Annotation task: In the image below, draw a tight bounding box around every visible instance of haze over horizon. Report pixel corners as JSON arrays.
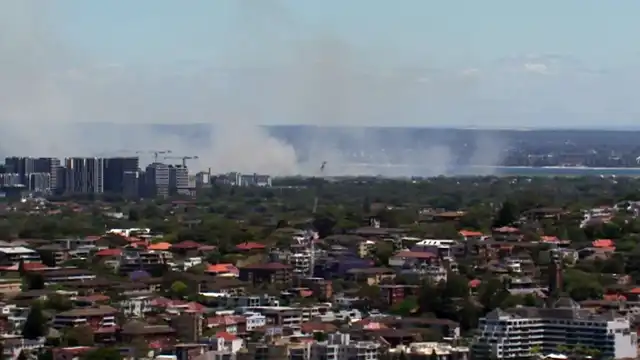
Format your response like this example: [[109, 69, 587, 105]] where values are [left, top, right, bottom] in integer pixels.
[[2, 0, 640, 175]]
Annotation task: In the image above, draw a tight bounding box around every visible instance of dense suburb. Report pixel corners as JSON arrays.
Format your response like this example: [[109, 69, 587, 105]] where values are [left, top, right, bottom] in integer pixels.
[[3, 175, 640, 360]]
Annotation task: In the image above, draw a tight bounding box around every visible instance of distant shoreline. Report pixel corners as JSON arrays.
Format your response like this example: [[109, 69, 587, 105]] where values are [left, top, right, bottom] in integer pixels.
[[338, 163, 640, 177]]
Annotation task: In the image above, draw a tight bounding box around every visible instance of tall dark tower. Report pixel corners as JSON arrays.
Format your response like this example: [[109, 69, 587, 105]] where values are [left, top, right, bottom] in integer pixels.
[[548, 249, 563, 297]]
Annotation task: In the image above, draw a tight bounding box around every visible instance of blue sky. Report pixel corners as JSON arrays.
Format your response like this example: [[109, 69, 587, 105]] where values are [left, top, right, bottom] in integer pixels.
[[20, 1, 640, 127], [56, 1, 640, 67]]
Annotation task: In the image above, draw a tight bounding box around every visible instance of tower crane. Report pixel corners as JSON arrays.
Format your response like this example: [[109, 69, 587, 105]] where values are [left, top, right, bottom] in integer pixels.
[[307, 161, 327, 277], [312, 161, 327, 214], [136, 150, 172, 163], [164, 156, 199, 167]]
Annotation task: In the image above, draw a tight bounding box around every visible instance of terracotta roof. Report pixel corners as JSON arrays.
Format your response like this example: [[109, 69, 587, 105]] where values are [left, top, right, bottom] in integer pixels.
[[493, 226, 520, 233], [20, 262, 49, 271], [301, 322, 337, 333], [94, 248, 122, 257], [148, 242, 172, 251], [215, 331, 239, 341], [206, 315, 245, 327], [459, 230, 484, 237], [593, 239, 615, 249], [540, 235, 559, 243], [206, 263, 238, 274]]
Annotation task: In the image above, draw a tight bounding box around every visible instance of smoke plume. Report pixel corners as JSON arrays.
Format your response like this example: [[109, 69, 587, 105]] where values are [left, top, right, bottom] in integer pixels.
[[0, 0, 506, 177]]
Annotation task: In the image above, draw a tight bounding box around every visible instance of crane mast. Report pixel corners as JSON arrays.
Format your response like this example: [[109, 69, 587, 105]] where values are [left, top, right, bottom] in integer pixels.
[[308, 161, 326, 278]]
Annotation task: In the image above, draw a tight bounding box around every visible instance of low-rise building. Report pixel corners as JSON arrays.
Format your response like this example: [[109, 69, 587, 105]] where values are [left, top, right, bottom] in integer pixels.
[[238, 263, 292, 286], [52, 305, 118, 330], [0, 247, 40, 266]]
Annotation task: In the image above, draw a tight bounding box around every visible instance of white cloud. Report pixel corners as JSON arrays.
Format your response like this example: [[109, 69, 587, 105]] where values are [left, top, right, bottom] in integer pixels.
[[460, 68, 480, 77], [523, 62, 549, 74]]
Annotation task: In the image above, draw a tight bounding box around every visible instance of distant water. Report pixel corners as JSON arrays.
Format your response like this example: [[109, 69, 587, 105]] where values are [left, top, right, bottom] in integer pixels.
[[487, 166, 640, 177], [345, 164, 640, 177]]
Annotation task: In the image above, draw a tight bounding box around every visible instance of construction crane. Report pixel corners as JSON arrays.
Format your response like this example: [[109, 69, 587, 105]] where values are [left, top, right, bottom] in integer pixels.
[[136, 150, 172, 163], [307, 161, 327, 277], [164, 156, 199, 167], [312, 161, 327, 214]]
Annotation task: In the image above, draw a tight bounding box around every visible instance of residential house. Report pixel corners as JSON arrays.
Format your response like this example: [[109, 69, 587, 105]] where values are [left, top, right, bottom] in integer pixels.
[[120, 320, 176, 351], [52, 305, 118, 330], [238, 263, 293, 286], [345, 268, 395, 285]]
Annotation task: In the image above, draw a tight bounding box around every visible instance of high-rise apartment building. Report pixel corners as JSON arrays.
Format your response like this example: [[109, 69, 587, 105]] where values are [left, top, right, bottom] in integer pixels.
[[145, 163, 170, 198], [64, 157, 104, 194], [4, 157, 60, 193], [122, 170, 141, 198], [103, 157, 139, 194], [169, 165, 189, 196]]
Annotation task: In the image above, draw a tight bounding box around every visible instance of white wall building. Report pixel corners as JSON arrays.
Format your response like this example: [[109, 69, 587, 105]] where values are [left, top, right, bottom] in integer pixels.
[[311, 333, 380, 360], [472, 298, 638, 359]]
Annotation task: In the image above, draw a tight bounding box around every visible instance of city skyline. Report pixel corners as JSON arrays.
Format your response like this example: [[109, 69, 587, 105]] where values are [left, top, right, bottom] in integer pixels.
[[2, 1, 640, 175]]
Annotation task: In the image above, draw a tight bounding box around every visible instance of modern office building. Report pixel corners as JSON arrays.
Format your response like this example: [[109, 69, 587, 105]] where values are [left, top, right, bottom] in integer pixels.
[[472, 298, 638, 359], [169, 165, 189, 196], [122, 170, 141, 198], [27, 172, 52, 193], [145, 162, 170, 198], [103, 157, 139, 194], [64, 157, 104, 194], [4, 157, 60, 192]]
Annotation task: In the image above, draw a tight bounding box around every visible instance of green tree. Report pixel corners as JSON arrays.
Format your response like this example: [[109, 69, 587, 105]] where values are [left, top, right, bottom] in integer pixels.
[[493, 200, 519, 228], [64, 325, 94, 346], [22, 303, 46, 339], [390, 296, 418, 316], [429, 349, 438, 360], [313, 332, 327, 341], [372, 242, 394, 266], [80, 347, 121, 360], [44, 294, 73, 312], [37, 349, 53, 360], [25, 272, 45, 290], [170, 280, 188, 299]]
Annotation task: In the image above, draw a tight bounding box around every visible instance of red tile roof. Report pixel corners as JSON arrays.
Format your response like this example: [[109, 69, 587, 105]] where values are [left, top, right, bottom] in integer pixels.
[[593, 239, 615, 249], [459, 230, 484, 237], [493, 226, 520, 233], [21, 262, 49, 271], [94, 248, 122, 257], [469, 279, 481, 288], [206, 263, 238, 274], [215, 331, 239, 341], [540, 235, 559, 243]]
